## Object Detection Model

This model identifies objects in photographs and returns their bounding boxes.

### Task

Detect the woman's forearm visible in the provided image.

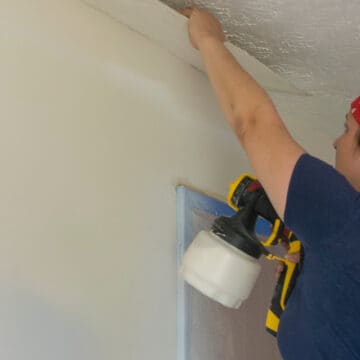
[198,37,274,138]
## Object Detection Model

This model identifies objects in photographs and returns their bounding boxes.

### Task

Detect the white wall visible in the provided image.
[0,1,345,359]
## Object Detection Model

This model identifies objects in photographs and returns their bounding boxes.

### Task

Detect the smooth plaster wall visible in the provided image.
[0,0,344,359]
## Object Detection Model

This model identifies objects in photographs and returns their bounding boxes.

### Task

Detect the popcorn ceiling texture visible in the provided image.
[161,0,360,100]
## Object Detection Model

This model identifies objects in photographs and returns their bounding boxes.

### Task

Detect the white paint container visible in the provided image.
[180,230,261,309]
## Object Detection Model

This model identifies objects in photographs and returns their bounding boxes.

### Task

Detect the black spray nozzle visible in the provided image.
[212,202,267,259]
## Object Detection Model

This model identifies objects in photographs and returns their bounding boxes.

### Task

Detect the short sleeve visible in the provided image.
[284,154,359,248]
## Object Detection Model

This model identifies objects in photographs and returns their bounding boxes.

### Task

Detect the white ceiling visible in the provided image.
[161,0,360,100]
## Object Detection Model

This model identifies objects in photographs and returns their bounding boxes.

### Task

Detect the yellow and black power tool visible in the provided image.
[227,174,303,335]
[180,174,303,336]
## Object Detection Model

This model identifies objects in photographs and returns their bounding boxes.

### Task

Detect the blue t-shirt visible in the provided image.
[278,154,360,360]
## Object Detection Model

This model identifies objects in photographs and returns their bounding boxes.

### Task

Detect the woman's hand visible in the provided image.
[275,252,301,278]
[178,6,225,50]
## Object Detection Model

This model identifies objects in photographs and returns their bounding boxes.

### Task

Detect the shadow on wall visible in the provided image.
[0,284,102,359]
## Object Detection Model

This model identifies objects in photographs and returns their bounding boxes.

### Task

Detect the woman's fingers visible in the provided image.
[285,253,300,263]
[177,6,196,18]
[275,262,284,279]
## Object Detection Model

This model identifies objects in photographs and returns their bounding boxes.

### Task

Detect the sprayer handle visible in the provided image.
[265,241,302,336]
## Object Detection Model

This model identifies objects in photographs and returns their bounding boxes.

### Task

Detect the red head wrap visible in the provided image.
[351,96,360,125]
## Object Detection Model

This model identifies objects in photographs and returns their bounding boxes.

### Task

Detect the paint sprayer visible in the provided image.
[179,174,303,336]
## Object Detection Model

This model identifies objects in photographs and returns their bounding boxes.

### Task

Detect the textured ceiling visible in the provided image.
[161,0,360,100]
